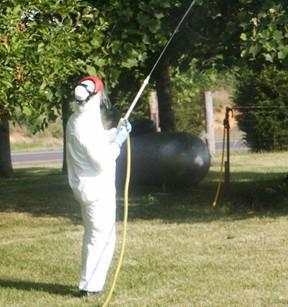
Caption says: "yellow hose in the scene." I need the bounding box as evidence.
[212,128,225,208]
[102,135,131,307]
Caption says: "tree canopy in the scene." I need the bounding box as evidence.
[1,0,288,124]
[1,0,288,176]
[239,0,288,67]
[1,1,110,130]
[0,0,186,126]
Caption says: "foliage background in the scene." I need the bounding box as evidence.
[234,66,288,151]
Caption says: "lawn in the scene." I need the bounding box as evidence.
[0,152,288,306]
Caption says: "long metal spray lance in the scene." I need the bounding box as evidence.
[123,0,197,120]
[103,2,198,306]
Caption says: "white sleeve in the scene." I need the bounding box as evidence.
[106,128,120,159]
[106,128,118,143]
[110,143,121,160]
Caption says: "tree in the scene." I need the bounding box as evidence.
[233,1,288,151]
[0,3,28,176]
[1,0,191,176]
[0,112,12,177]
[91,0,183,130]
[0,0,110,176]
[239,1,288,66]
[234,66,288,151]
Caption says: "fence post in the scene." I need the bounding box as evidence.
[149,91,161,132]
[204,91,216,157]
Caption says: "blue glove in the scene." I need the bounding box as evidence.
[115,118,132,146]
[117,118,132,133]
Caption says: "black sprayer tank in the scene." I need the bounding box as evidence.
[116,132,210,186]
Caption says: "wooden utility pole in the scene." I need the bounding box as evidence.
[149,91,161,132]
[204,91,216,157]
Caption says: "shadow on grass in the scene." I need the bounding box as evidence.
[0,278,78,297]
[117,170,288,223]
[0,167,82,224]
[0,167,287,224]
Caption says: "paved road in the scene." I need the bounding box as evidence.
[12,151,63,166]
[11,139,248,166]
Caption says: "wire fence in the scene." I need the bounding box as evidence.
[226,105,288,152]
[215,105,288,187]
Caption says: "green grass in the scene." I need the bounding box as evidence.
[11,140,62,152]
[0,153,288,306]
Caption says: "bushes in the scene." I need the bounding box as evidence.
[234,66,288,151]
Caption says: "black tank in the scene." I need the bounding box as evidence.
[116,132,210,186]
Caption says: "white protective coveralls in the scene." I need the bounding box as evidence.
[66,79,129,293]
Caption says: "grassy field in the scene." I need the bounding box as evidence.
[0,152,288,306]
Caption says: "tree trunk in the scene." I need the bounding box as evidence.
[0,117,13,177]
[61,98,71,174]
[155,59,175,132]
[61,77,77,174]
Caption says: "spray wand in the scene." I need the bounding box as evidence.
[104,1,198,306]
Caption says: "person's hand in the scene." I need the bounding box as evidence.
[117,118,132,133]
[115,118,132,146]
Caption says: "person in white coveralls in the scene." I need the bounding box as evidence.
[66,75,131,297]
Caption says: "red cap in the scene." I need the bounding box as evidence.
[78,75,104,94]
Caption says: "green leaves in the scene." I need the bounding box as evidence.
[1,0,200,131]
[121,58,138,69]
[234,66,288,151]
[277,45,288,60]
[5,0,287,136]
[0,0,110,130]
[239,1,288,65]
[86,65,98,76]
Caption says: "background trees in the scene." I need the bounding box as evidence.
[234,67,288,151]
[1,0,288,176]
[0,0,108,176]
[233,0,288,151]
[239,0,288,66]
[0,0,190,176]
